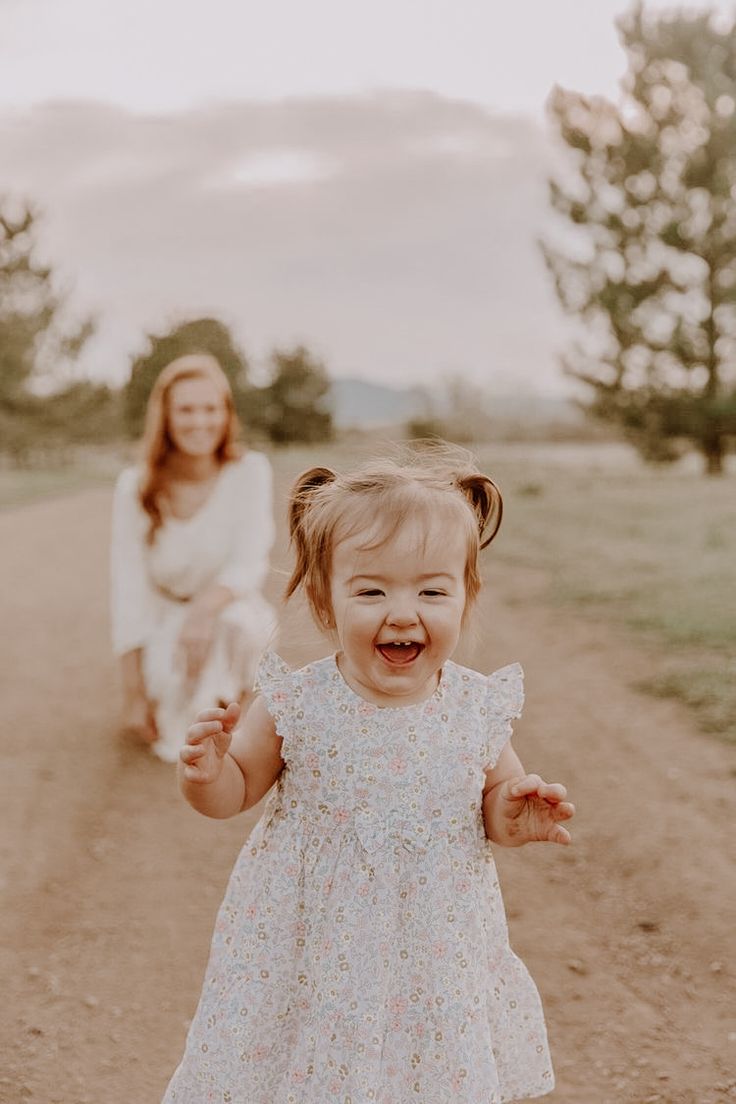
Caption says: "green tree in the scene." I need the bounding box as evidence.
[0,200,95,457]
[35,381,122,446]
[124,317,250,438]
[542,3,736,474]
[256,345,333,444]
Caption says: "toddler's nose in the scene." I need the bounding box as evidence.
[386,605,419,628]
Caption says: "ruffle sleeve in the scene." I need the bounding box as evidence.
[483,662,524,769]
[254,651,295,757]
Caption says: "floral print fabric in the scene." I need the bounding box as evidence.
[162,653,554,1104]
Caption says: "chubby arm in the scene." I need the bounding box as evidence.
[178,696,284,819]
[482,741,574,847]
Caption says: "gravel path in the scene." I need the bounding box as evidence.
[1,488,734,1104]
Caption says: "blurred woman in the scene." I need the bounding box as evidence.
[110,353,277,762]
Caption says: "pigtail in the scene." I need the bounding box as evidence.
[285,467,338,618]
[455,473,503,549]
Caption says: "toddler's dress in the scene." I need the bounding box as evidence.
[162,652,554,1104]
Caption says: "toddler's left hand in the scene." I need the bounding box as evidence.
[497,775,575,846]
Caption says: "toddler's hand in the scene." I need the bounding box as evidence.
[180,702,241,784]
[498,774,575,846]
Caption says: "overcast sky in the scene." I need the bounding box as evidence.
[1,0,731,393]
[4,0,728,116]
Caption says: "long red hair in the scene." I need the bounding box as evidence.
[138,354,243,543]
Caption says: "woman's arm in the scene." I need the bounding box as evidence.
[176,583,238,686]
[110,470,160,735]
[482,741,574,847]
[215,453,276,596]
[110,469,157,656]
[178,696,284,819]
[176,455,276,685]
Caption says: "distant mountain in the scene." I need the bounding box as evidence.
[329,378,426,427]
[480,392,582,424]
[329,377,581,428]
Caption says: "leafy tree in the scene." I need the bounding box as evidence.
[36,381,122,444]
[542,3,736,473]
[255,345,333,445]
[124,317,250,438]
[0,200,95,456]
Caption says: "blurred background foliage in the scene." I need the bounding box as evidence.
[123,317,251,439]
[123,322,334,447]
[2,2,736,473]
[542,2,736,474]
[0,203,105,461]
[0,214,335,461]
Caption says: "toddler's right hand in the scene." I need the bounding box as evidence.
[180,702,241,784]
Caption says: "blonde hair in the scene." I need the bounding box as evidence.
[139,353,243,542]
[286,448,503,629]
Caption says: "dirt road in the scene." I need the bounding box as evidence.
[1,488,734,1103]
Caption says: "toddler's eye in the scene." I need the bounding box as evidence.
[356,589,384,597]
[421,589,446,598]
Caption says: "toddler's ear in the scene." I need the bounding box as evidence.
[456,474,503,548]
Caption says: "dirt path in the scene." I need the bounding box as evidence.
[1,488,734,1104]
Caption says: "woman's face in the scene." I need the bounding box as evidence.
[166,376,229,458]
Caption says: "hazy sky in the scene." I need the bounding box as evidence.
[1,0,731,393]
[3,0,729,116]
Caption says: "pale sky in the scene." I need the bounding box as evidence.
[5,0,727,116]
[1,0,732,394]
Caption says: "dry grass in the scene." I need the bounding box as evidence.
[473,443,736,742]
[4,437,734,741]
[0,465,113,510]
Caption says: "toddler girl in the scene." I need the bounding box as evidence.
[162,450,574,1104]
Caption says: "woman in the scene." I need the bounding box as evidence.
[110,353,277,762]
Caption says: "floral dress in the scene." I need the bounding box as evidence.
[162,652,554,1104]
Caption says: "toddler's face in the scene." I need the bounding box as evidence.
[330,516,467,707]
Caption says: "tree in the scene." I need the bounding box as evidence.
[34,381,122,446]
[124,317,250,438]
[0,200,95,456]
[255,345,333,445]
[542,3,736,474]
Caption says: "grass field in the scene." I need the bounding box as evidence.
[0,447,125,510]
[0,467,113,509]
[4,437,734,741]
[472,442,736,742]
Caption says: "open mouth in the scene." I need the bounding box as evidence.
[376,641,424,665]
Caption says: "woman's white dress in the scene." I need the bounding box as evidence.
[110,452,278,761]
